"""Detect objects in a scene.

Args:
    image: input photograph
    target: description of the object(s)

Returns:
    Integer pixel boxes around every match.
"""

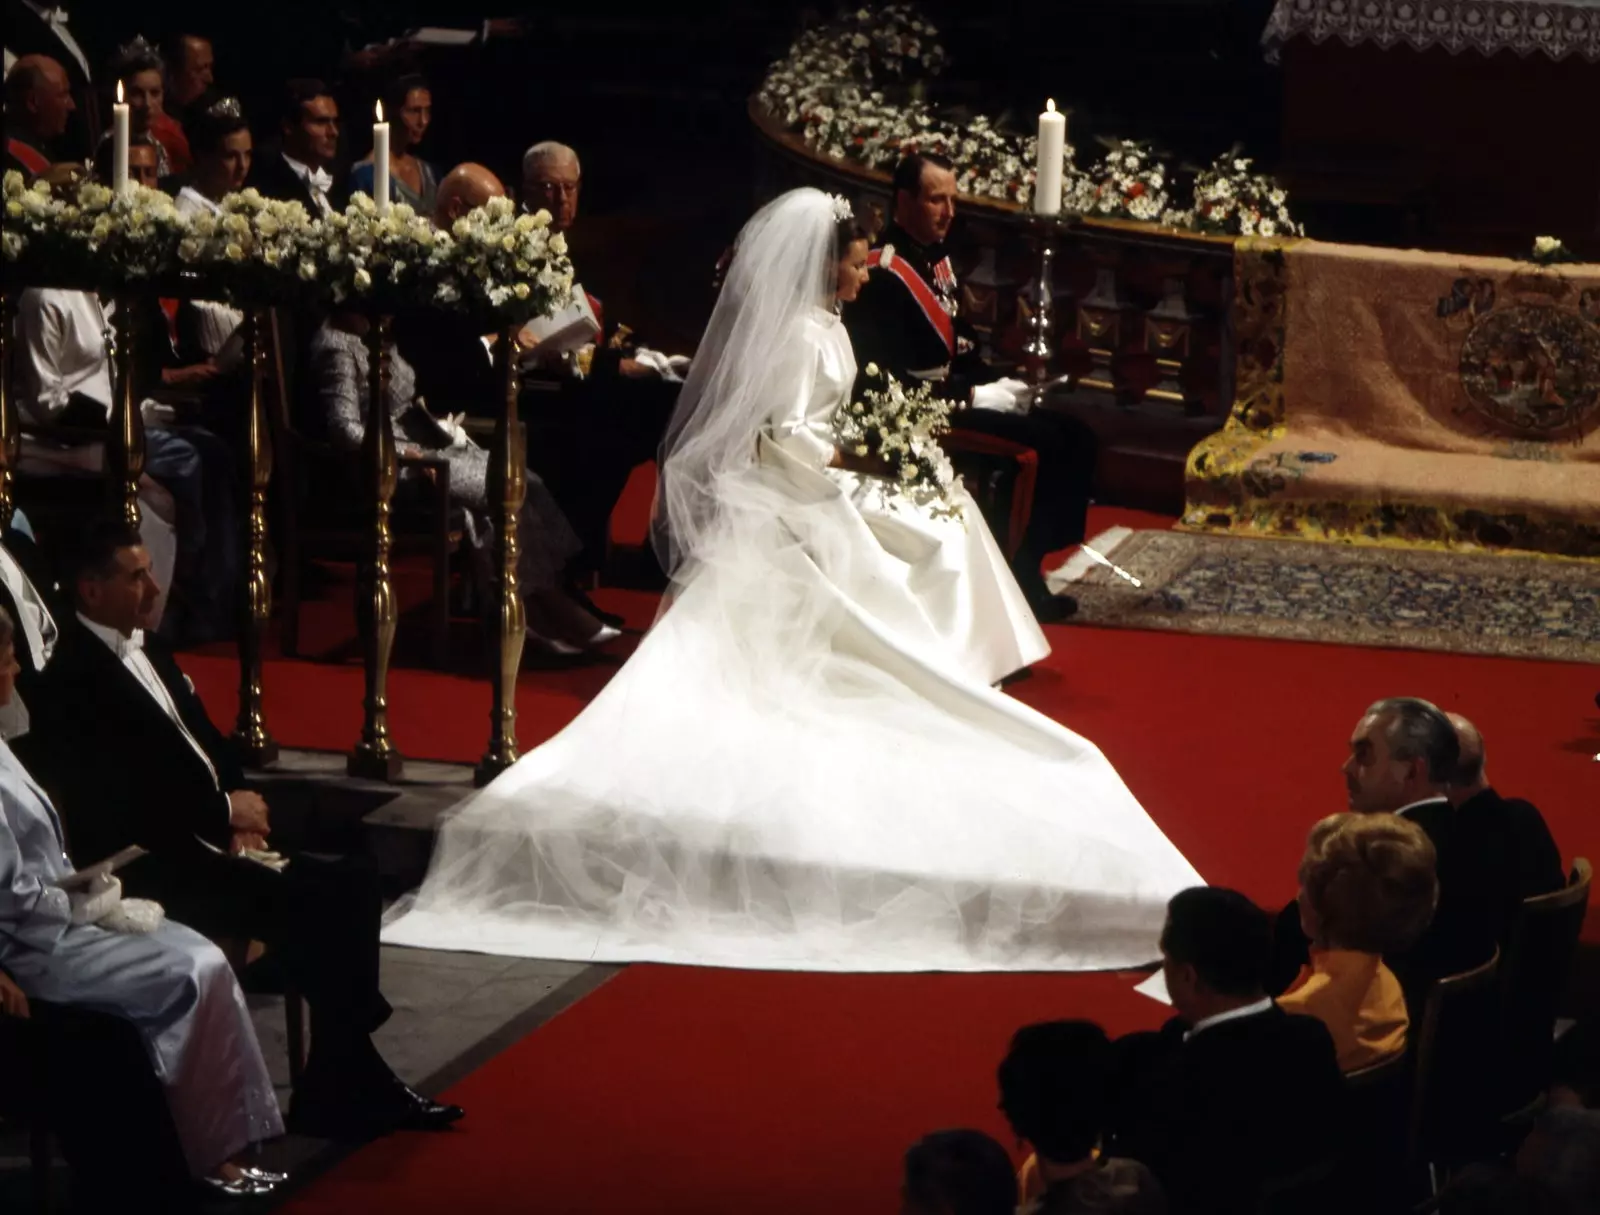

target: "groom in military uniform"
[842,151,1096,620]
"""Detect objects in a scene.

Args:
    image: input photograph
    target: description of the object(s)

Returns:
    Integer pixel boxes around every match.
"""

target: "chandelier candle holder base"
[476,324,528,788]
[348,314,404,784]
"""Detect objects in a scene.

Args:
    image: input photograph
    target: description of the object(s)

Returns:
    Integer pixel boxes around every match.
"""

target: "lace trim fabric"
[1262,0,1600,63]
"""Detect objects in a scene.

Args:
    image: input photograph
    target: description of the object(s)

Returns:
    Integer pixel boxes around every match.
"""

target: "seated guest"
[3,54,78,183]
[348,73,438,213]
[1279,812,1437,1071]
[92,129,161,189]
[246,77,340,216]
[310,313,619,653]
[842,151,1099,619]
[161,31,215,133]
[998,1020,1166,1214]
[1110,887,1345,1215]
[172,96,257,443]
[1517,1106,1600,1215]
[1445,712,1565,946]
[1270,697,1487,1014]
[901,1129,1018,1215]
[99,38,184,178]
[516,140,679,579]
[12,280,235,642]
[28,522,465,1140]
[0,604,286,1198]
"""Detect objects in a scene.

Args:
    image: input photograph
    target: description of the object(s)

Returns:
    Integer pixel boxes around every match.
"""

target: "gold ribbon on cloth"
[1183,238,1600,560]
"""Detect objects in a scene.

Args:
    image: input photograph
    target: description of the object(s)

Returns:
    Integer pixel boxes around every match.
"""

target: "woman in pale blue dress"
[348,74,440,215]
[0,605,284,1194]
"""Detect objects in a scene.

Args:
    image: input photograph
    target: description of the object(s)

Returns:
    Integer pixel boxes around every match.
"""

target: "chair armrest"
[397,450,452,498]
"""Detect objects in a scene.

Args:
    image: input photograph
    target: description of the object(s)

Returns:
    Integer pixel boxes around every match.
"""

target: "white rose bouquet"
[313,192,450,309]
[833,364,962,517]
[175,188,319,304]
[1081,141,1170,223]
[3,171,186,287]
[436,196,574,328]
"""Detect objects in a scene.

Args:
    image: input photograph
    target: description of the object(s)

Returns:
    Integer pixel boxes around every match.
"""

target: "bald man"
[433,161,506,227]
[4,55,77,181]
[1446,712,1564,945]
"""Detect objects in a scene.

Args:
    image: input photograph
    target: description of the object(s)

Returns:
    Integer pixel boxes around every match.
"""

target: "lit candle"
[1034,98,1066,216]
[112,79,130,195]
[372,100,390,216]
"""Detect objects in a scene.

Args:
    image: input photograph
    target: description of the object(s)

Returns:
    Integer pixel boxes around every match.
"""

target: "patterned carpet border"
[1055,531,1600,664]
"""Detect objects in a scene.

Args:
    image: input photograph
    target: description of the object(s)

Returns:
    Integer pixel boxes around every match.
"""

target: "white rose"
[1533,235,1562,256]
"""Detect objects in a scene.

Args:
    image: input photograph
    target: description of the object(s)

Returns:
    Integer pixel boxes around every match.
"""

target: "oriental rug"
[1048,528,1600,663]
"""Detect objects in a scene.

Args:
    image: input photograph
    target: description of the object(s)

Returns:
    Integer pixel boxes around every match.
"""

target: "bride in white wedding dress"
[382,189,1202,971]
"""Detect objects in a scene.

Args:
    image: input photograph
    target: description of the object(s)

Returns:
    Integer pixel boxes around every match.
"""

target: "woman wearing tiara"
[383,188,1200,972]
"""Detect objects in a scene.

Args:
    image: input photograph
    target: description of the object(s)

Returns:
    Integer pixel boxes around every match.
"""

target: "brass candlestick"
[233,309,278,767]
[0,291,16,531]
[108,295,145,527]
[476,322,527,787]
[349,314,404,782]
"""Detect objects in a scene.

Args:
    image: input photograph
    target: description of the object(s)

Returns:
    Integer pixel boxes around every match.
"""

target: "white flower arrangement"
[1529,234,1579,265]
[437,195,574,326]
[834,363,962,517]
[3,170,186,285]
[756,5,1304,236]
[1168,152,1302,238]
[1079,140,1170,224]
[176,188,319,302]
[313,192,452,307]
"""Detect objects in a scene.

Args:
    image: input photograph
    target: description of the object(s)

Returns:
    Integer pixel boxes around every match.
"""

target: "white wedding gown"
[383,308,1202,972]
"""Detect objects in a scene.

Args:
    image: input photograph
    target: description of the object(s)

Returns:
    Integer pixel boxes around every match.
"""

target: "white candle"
[372,100,390,216]
[1035,98,1066,216]
[112,79,130,195]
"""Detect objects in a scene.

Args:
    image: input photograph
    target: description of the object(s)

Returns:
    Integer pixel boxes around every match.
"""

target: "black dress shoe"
[392,1080,465,1131]
[1031,593,1078,624]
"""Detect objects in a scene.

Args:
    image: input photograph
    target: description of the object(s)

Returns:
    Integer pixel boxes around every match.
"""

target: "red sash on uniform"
[868,247,954,356]
[585,291,604,336]
[6,138,50,177]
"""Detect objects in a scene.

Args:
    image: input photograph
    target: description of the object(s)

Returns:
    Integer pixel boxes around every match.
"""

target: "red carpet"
[172,506,1600,1213]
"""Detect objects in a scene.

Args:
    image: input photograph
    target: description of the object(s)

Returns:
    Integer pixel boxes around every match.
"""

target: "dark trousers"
[953,406,1098,598]
[522,374,677,577]
[121,850,391,1072]
[3,1001,198,1212]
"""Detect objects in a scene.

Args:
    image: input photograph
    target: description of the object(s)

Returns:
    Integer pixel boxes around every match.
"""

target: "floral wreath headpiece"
[828,193,854,223]
[205,95,244,120]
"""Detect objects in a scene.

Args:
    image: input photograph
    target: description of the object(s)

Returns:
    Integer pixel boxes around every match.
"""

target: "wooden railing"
[0,281,527,786]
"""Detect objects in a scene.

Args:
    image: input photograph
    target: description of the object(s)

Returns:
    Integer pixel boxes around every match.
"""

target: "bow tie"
[113,628,144,659]
[42,7,70,27]
[306,166,334,195]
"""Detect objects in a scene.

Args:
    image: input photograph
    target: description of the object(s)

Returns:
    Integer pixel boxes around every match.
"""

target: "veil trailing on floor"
[382,189,1201,971]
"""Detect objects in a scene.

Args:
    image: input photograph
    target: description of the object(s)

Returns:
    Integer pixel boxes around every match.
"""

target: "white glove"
[970,377,1034,414]
[68,871,123,926]
[633,347,691,383]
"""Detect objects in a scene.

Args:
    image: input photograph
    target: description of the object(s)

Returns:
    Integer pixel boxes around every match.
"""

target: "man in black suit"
[1268,697,1490,1013]
[1445,712,1565,944]
[3,2,96,160]
[245,78,341,217]
[842,151,1098,619]
[1111,887,1346,1215]
[29,519,464,1141]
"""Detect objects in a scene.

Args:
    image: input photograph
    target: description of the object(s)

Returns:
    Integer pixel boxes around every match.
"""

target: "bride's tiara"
[828,193,854,223]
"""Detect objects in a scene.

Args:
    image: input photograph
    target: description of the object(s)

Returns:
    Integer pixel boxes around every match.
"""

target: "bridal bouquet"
[834,365,962,517]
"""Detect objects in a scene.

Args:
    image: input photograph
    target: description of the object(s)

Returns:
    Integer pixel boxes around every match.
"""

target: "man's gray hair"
[1364,697,1459,784]
[521,141,579,179]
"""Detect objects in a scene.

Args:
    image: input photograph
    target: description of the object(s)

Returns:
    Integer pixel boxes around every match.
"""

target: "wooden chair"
[1408,948,1502,1192]
[1497,859,1592,1112]
[1344,1049,1415,1213]
[0,1009,52,1214]
[217,937,308,1089]
[944,427,1038,561]
[266,312,463,668]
